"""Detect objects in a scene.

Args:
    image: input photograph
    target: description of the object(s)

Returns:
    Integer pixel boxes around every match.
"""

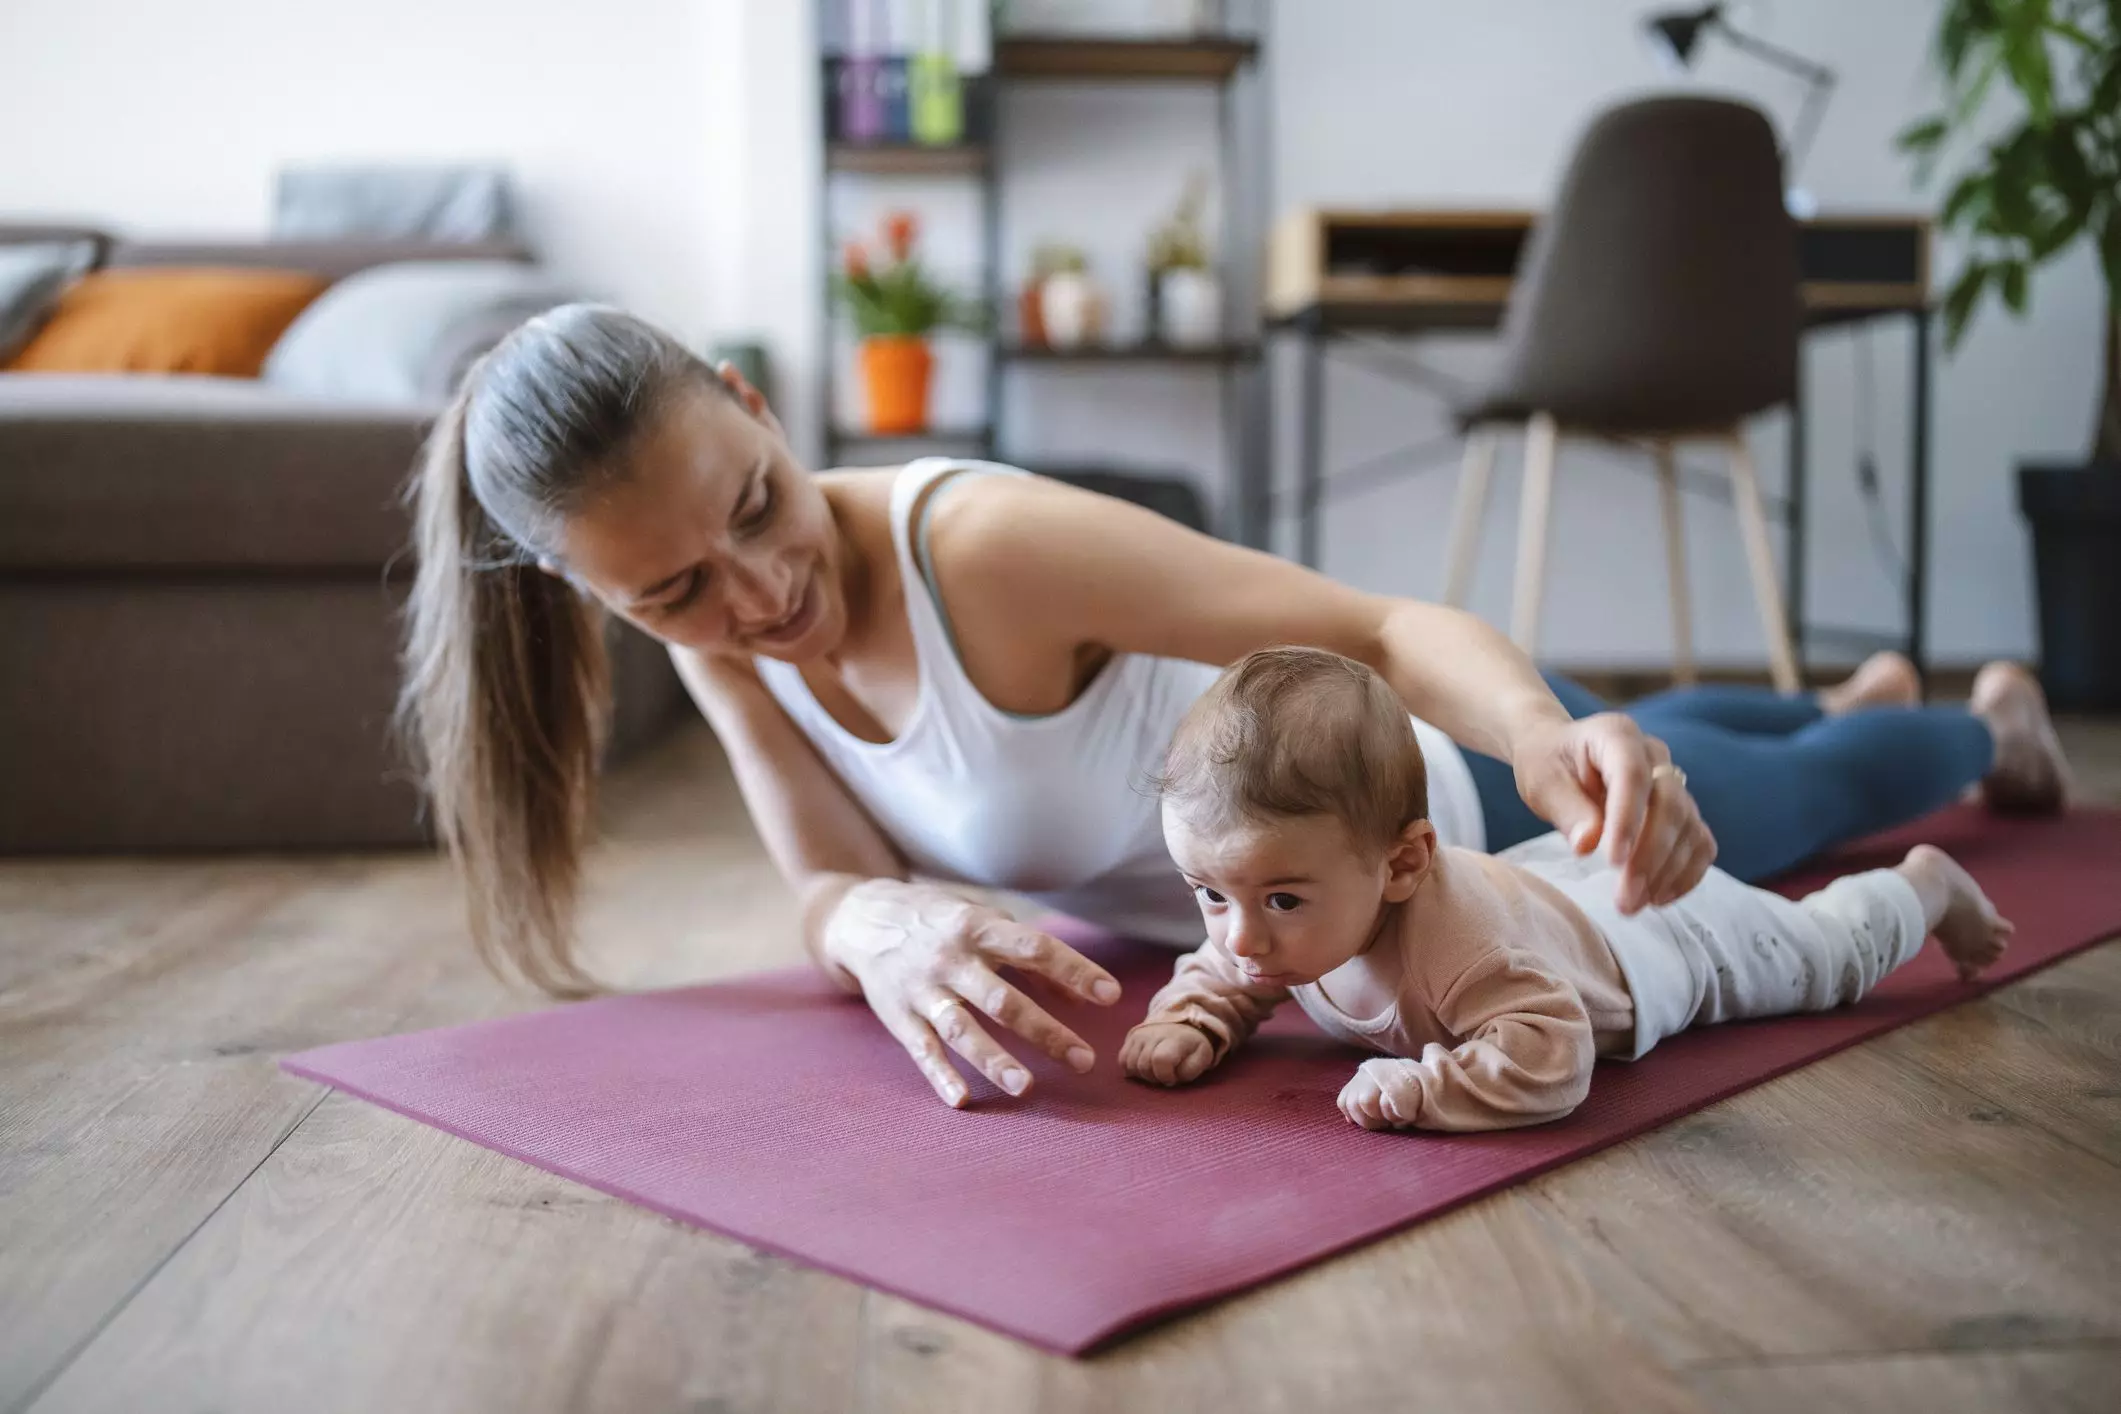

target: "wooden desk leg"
[1443,427,1497,606]
[1727,430,1802,694]
[1510,413,1558,655]
[1654,440,1696,687]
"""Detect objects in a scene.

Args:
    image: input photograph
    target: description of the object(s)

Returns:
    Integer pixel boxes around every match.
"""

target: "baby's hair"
[1153,646,1428,854]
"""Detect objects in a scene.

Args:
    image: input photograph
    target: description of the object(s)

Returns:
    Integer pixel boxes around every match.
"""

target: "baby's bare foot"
[1970,662,2072,814]
[1899,844,2013,980]
[1818,651,1922,715]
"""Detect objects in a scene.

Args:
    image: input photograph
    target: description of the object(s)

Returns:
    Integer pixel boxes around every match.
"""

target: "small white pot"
[1158,268,1221,347]
[1040,271,1102,349]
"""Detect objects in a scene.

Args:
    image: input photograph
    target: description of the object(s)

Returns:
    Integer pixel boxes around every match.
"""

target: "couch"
[0,228,688,853]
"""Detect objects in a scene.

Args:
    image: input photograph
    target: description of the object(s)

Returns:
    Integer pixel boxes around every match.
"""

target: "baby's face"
[1163,805,1397,986]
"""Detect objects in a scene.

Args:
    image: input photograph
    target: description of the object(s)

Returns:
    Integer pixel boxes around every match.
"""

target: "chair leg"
[1442,427,1498,606]
[1654,440,1696,687]
[1510,413,1559,655]
[1725,430,1801,693]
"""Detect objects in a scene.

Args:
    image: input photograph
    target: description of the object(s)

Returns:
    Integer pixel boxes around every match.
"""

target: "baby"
[1121,647,2013,1132]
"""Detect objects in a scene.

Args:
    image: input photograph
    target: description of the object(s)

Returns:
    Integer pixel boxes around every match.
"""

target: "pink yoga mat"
[285,806,2121,1354]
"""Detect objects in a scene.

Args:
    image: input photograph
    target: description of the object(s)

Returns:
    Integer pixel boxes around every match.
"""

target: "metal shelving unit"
[817,6,1271,532]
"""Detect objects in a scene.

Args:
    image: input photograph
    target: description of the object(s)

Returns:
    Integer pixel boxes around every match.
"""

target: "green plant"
[836,211,982,339]
[1145,173,1212,274]
[1897,0,2121,461]
[1031,243,1088,279]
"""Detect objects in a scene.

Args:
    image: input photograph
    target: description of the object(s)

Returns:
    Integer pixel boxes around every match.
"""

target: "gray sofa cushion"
[0,241,99,362]
[275,166,517,243]
[262,260,578,403]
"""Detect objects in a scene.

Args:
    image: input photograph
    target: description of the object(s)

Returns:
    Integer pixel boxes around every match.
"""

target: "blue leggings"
[1464,676,1995,882]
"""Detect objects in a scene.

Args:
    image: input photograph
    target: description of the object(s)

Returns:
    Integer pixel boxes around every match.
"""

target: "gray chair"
[1445,96,1803,690]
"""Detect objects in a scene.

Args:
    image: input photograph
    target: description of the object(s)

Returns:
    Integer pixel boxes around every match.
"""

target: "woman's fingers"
[975,918,1122,1005]
[1618,783,1686,912]
[1641,820,1702,910]
[951,961,1097,1073]
[876,1005,973,1108]
[920,992,1035,1102]
[1592,718,1657,871]
[917,991,1035,1098]
[1654,801,1716,906]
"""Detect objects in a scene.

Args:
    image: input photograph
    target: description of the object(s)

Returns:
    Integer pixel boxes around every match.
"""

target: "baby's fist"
[1337,1062,1407,1130]
[1121,1022,1216,1086]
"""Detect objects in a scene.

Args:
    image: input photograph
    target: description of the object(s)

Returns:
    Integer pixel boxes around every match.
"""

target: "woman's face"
[554,373,848,660]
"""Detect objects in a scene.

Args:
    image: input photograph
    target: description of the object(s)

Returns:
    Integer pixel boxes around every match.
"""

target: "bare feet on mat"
[1899,844,2014,981]
[1970,661,2072,814]
[1818,651,1922,715]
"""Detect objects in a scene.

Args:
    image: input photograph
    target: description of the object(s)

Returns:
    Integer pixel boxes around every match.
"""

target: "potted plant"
[1898,0,2121,708]
[837,211,977,435]
[1036,244,1106,350]
[1145,172,1221,348]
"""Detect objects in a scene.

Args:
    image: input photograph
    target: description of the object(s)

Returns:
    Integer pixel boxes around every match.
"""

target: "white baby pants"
[1502,833,1930,1058]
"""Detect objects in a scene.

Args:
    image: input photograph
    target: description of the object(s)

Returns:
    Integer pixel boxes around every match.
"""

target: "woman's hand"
[823,878,1121,1108]
[1512,712,1716,914]
[1120,1022,1218,1087]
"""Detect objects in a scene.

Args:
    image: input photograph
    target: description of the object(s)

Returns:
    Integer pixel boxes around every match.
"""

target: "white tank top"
[755,459,1487,946]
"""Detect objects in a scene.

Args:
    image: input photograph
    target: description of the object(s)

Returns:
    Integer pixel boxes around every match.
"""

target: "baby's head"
[1154,647,1437,985]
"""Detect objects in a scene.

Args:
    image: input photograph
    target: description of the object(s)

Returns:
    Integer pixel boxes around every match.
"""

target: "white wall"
[5,0,2101,666]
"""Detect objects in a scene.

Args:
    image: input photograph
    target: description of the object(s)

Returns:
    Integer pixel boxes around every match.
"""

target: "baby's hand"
[1121,1022,1217,1086]
[1337,1061,1410,1131]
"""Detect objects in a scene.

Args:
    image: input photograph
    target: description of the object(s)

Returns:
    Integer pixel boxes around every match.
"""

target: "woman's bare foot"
[1818,651,1922,715]
[1897,844,2014,980]
[1970,662,2072,814]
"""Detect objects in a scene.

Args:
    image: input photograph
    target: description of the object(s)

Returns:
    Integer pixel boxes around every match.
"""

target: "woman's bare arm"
[929,477,1714,910]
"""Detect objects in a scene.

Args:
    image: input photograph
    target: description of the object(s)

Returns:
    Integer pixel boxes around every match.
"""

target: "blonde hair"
[1154,646,1427,853]
[399,304,724,996]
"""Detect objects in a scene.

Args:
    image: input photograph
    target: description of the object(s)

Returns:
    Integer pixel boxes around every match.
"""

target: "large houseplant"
[1898,0,2121,706]
[836,211,978,436]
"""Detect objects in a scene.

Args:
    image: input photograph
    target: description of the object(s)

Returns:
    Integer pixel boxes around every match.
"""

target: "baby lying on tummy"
[1121,647,2012,1132]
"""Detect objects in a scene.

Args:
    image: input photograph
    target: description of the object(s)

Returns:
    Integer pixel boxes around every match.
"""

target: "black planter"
[2019,461,2121,711]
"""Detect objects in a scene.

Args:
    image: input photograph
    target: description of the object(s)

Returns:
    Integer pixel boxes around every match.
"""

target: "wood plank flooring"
[4,715,2117,1413]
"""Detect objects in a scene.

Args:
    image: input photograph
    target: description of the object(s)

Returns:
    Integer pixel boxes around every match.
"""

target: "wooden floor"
[4,715,2119,1414]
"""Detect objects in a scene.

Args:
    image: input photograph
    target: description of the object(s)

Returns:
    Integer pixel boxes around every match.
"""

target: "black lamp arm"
[1713,20,1838,176]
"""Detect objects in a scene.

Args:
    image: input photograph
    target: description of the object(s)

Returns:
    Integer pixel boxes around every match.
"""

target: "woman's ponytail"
[399,380,611,997]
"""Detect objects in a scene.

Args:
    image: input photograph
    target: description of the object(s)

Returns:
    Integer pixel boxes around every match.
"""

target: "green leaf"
[1940,171,1995,231]
[1939,0,1984,77]
[1896,115,1952,153]
[2045,16,2103,52]
[2001,259,2030,312]
[2046,121,2098,210]
[1943,262,1992,349]
[2003,23,2058,124]
[1950,47,2005,127]
[1986,127,2045,232]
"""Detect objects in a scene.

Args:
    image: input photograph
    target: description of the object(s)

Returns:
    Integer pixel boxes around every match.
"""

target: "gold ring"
[1652,763,1688,790]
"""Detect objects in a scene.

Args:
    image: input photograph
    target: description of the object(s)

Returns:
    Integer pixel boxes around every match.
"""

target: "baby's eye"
[1194,885,1227,906]
[1266,892,1303,913]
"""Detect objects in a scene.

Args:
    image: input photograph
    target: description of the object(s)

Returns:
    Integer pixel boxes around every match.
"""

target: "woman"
[402,307,2069,1108]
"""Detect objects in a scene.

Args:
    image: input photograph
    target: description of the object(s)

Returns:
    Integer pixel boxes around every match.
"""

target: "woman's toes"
[1972,662,2071,814]
[1820,651,1922,715]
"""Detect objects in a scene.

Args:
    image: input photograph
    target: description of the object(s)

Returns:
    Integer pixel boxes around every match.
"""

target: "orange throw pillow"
[6,267,330,376]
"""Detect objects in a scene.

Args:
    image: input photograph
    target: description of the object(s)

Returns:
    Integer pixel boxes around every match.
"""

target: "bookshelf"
[816,3,1271,536]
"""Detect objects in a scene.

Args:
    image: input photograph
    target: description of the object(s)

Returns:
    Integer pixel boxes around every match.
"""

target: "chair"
[1444,96,1803,691]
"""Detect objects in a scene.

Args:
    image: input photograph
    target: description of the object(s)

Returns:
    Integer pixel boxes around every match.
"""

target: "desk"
[1259,209,1934,677]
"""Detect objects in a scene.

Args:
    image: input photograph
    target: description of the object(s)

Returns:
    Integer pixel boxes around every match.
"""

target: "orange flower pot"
[858,336,933,436]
